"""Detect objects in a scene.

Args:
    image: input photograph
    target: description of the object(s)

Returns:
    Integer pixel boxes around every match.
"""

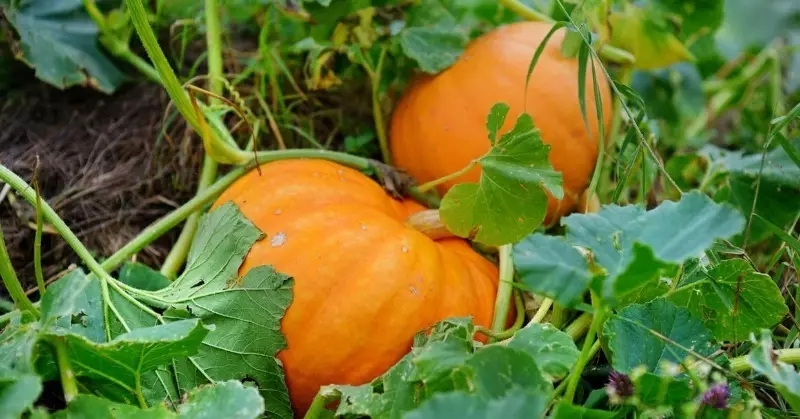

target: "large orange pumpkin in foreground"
[391,21,613,225]
[212,159,499,414]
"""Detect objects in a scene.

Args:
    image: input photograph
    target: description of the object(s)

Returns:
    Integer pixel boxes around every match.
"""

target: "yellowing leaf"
[607,4,693,70]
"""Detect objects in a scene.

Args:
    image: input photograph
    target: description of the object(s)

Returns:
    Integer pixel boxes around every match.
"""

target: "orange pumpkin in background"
[212,160,499,414]
[390,21,613,225]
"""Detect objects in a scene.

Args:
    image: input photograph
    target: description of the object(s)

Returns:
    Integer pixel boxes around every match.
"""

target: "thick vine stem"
[476,289,525,340]
[565,312,592,341]
[490,245,515,337]
[0,220,38,317]
[416,160,478,194]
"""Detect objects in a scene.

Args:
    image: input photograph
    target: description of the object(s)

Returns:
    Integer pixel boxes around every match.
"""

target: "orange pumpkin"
[390,21,613,225]
[212,159,499,414]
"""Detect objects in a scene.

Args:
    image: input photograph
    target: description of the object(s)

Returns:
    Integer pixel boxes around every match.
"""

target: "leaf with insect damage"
[440,103,563,246]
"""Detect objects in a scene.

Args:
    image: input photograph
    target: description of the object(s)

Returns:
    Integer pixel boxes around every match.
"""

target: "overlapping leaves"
[514,191,745,307]
[322,318,577,418]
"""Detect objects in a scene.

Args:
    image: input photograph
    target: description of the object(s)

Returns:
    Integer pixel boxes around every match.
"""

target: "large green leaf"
[714,176,800,246]
[153,203,293,419]
[44,319,209,403]
[513,234,593,307]
[119,263,171,292]
[440,103,563,246]
[0,373,42,419]
[52,380,264,419]
[702,142,800,188]
[563,191,745,306]
[668,259,787,342]
[551,401,616,418]
[42,270,105,343]
[404,388,549,419]
[399,28,467,74]
[1,0,125,93]
[0,316,42,419]
[747,331,800,412]
[603,299,717,373]
[507,323,579,381]
[318,316,554,418]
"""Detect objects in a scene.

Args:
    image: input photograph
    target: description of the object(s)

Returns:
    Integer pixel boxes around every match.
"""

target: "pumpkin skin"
[211,159,499,414]
[390,21,613,225]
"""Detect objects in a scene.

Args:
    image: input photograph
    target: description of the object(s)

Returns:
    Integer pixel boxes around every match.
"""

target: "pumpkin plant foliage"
[439,103,563,246]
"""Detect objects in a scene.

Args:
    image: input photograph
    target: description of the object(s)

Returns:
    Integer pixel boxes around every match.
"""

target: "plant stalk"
[490,245,515,336]
[54,338,79,403]
[160,0,224,278]
[565,312,592,341]
[371,46,391,164]
[565,297,603,402]
[125,0,201,130]
[417,160,479,193]
[0,220,38,317]
[33,178,46,296]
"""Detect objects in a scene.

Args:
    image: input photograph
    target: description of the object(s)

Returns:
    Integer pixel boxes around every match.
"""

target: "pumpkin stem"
[405,209,457,240]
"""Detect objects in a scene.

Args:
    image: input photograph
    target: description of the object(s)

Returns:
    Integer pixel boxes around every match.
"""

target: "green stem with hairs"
[565,298,603,402]
[124,0,200,130]
[0,220,38,317]
[490,245,515,337]
[564,312,592,341]
[550,302,568,329]
[33,179,46,296]
[160,0,223,278]
[498,0,635,65]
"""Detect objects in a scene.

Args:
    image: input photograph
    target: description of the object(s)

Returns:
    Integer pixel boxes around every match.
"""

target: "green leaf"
[748,330,800,412]
[42,270,105,343]
[550,401,616,418]
[53,395,173,419]
[604,299,717,373]
[754,214,800,254]
[466,346,551,399]
[399,27,467,74]
[0,321,39,376]
[668,259,788,342]
[52,381,264,419]
[632,371,693,409]
[0,373,42,419]
[119,263,171,291]
[606,4,693,70]
[153,203,293,419]
[507,323,579,381]
[40,269,90,325]
[714,176,800,246]
[702,142,800,188]
[46,319,209,403]
[440,107,563,246]
[2,0,125,93]
[404,387,549,419]
[178,380,265,419]
[513,234,593,307]
[653,0,724,39]
[563,191,745,306]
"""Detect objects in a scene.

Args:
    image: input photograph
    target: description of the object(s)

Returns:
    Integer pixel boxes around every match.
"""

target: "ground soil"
[0,82,203,298]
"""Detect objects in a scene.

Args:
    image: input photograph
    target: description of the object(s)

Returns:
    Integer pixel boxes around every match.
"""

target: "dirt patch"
[0,82,203,295]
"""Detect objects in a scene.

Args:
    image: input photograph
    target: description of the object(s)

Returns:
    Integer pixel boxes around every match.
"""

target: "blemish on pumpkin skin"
[409,286,419,296]
[271,232,287,247]
[402,245,409,253]
[361,224,367,231]
[274,209,282,215]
